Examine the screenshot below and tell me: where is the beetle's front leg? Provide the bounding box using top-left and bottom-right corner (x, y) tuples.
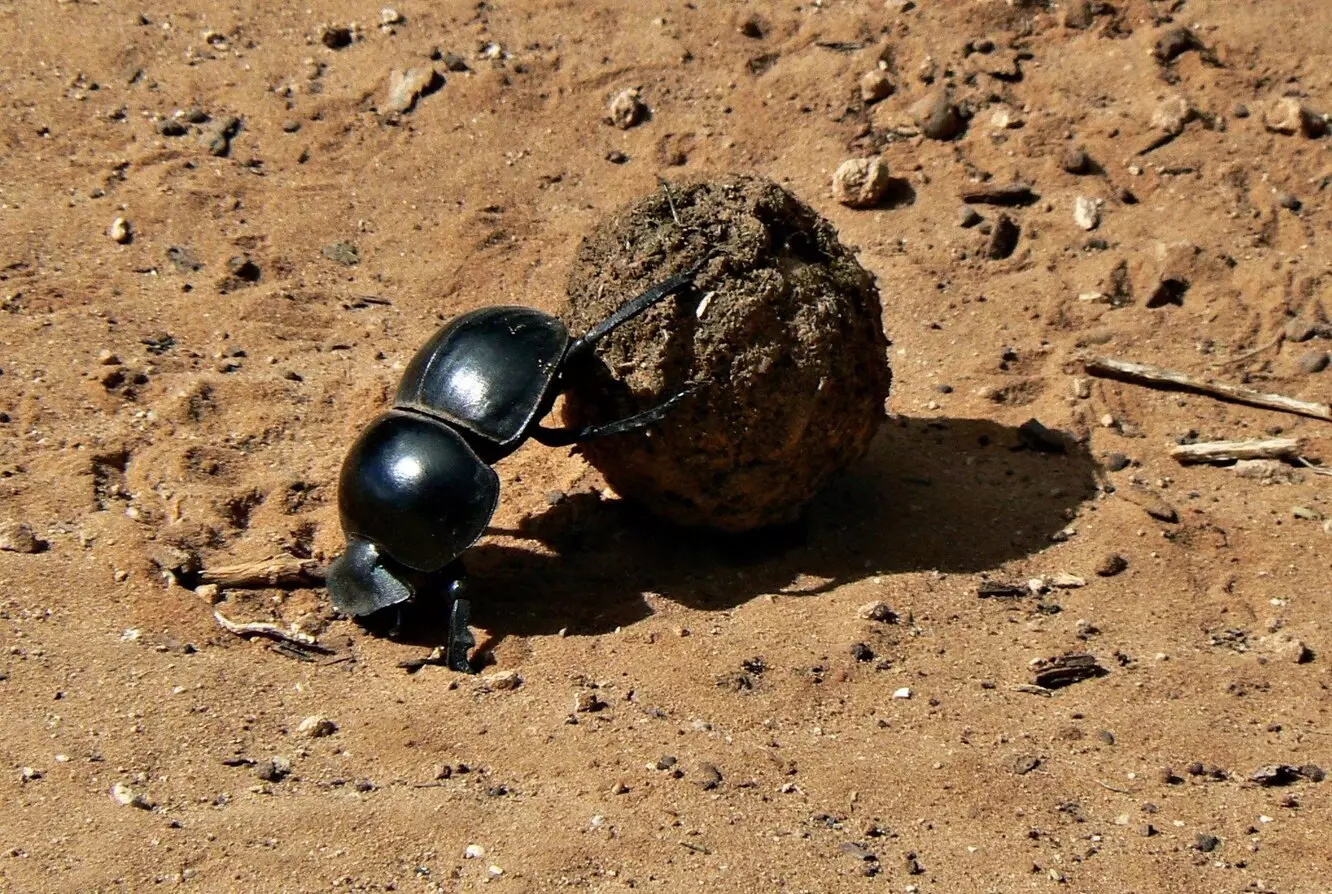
(444, 570), (477, 673)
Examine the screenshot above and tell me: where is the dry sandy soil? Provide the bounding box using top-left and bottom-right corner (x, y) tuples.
(2, 0), (1332, 891)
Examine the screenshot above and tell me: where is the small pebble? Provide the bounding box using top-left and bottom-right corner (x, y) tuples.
(608, 87), (646, 129)
(696, 763), (723, 790)
(194, 583), (222, 604)
(108, 217), (132, 244)
(892, 687), (912, 699)
(1277, 193), (1302, 212)
(296, 715), (337, 738)
(385, 67), (442, 115)
(1103, 453), (1131, 472)
(850, 642), (875, 662)
(858, 601), (897, 622)
(380, 7), (403, 26)
(959, 206), (982, 228)
(860, 70), (894, 104)
(832, 157), (891, 209)
(909, 89), (964, 140)
(199, 115), (240, 157)
(0, 521), (41, 554)
(464, 844), (485, 859)
(1151, 95), (1194, 136)
(480, 670), (523, 691)
(1095, 553), (1128, 577)
(1296, 350), (1328, 375)
(1073, 196), (1101, 231)
(986, 214), (1020, 260)
(1283, 318), (1318, 342)
(573, 690), (605, 712)
(1059, 146), (1094, 175)
(1264, 96), (1322, 136)
(110, 782), (152, 809)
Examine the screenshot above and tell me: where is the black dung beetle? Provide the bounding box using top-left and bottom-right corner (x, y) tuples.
(326, 258), (709, 670)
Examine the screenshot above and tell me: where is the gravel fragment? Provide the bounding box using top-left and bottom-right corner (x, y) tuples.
(860, 70), (894, 103)
(1193, 833), (1221, 853)
(254, 757), (291, 782)
(858, 601), (897, 622)
(1059, 146), (1094, 175)
(607, 87), (647, 129)
(480, 670), (523, 691)
(1151, 95), (1194, 136)
(832, 157), (891, 208)
(1296, 350), (1329, 374)
(849, 642), (875, 662)
(1153, 26), (1202, 64)
(1250, 765), (1302, 786)
(322, 242), (360, 265)
(464, 844), (485, 859)
(909, 89), (964, 140)
(296, 715), (337, 738)
(1095, 553), (1128, 576)
(1103, 453), (1131, 472)
(1283, 318), (1319, 342)
(1073, 196), (1101, 231)
(385, 67), (443, 114)
(573, 690), (605, 712)
(986, 214), (1020, 260)
(110, 782), (152, 809)
(959, 206), (982, 228)
(697, 763), (723, 790)
(199, 115), (240, 157)
(1264, 97), (1324, 136)
(0, 521), (41, 554)
(108, 217), (132, 244)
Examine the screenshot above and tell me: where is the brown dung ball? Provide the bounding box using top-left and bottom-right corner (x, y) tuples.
(561, 174), (893, 532)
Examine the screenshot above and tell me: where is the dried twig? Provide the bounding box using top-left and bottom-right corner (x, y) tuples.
(1171, 438), (1303, 465)
(1085, 356), (1332, 422)
(1294, 457), (1332, 478)
(198, 556), (326, 589)
(213, 610), (323, 649)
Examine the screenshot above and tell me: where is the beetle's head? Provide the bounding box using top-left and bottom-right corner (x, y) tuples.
(326, 536), (416, 617)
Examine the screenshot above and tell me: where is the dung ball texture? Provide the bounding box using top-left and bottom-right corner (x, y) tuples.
(561, 174), (893, 532)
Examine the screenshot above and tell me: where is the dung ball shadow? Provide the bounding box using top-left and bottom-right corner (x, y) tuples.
(460, 414), (1100, 641)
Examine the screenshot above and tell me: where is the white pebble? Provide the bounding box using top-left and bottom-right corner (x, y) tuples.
(893, 687), (912, 699)
(108, 217), (132, 244)
(295, 715), (338, 738)
(464, 844), (486, 859)
(1073, 196), (1101, 230)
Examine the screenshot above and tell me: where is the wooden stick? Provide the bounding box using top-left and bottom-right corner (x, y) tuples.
(1171, 438), (1303, 465)
(1084, 357), (1332, 422)
(197, 556), (326, 588)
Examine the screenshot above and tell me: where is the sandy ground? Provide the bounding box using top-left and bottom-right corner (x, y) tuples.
(2, 1), (1332, 891)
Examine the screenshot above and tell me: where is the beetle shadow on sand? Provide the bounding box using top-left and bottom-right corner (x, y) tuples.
(451, 415), (1102, 643)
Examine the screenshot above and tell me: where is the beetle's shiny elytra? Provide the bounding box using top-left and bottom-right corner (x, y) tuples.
(326, 258), (711, 669)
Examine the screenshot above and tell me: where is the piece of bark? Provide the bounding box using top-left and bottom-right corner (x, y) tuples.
(197, 556), (326, 588)
(1171, 438), (1302, 465)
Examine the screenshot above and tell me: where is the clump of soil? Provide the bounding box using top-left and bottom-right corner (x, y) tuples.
(561, 174), (893, 531)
